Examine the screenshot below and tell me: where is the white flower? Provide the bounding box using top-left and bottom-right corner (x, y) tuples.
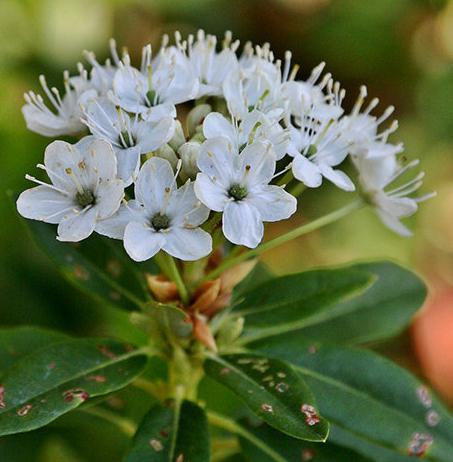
(17, 138), (124, 242)
(120, 157), (212, 261)
(340, 86), (404, 159)
(187, 30), (239, 97)
(194, 137), (297, 248)
(203, 110), (289, 160)
(81, 97), (175, 185)
(223, 43), (283, 119)
(282, 63), (344, 122)
(354, 155), (434, 236)
(22, 72), (96, 137)
(80, 38), (122, 95)
(287, 113), (355, 191)
(112, 42), (198, 116)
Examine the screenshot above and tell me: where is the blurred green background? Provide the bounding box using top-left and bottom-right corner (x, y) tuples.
(1, 0), (453, 460)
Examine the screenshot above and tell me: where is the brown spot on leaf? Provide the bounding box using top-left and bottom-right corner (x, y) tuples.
(17, 404), (32, 416)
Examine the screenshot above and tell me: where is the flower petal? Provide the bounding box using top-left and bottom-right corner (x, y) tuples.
(223, 201), (263, 248)
(135, 157), (175, 212)
(94, 179), (124, 219)
(292, 155), (322, 188)
(240, 141), (276, 186)
(197, 137), (236, 188)
(124, 221), (165, 261)
(57, 207), (97, 242)
(203, 113), (236, 145)
(376, 210), (413, 237)
(319, 164), (356, 192)
(76, 137), (118, 181)
(162, 228), (212, 260)
(113, 66), (148, 113)
(136, 117), (175, 153)
(194, 173), (228, 212)
(114, 146), (141, 187)
(167, 182), (210, 227)
(96, 200), (144, 239)
(17, 185), (74, 224)
(248, 185), (297, 222)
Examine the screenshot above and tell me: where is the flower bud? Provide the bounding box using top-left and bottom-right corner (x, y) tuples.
(217, 316), (245, 346)
(146, 274), (179, 302)
(187, 103), (212, 138)
(178, 141), (202, 180)
(168, 120), (186, 151)
(155, 144), (179, 169)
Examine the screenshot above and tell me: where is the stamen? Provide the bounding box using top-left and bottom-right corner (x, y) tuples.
(272, 163), (293, 180)
(352, 85), (368, 116)
(414, 191), (437, 203)
(25, 174), (68, 195)
(65, 168), (85, 195)
(283, 51), (292, 82)
(109, 38), (121, 66)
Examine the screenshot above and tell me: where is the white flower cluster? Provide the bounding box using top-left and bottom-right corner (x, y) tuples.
(17, 31), (432, 261)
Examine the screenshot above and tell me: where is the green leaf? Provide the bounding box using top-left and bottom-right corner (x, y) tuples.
(265, 346), (453, 462)
(125, 400), (210, 462)
(239, 421), (372, 462)
(204, 353), (329, 442)
(24, 220), (154, 311)
(0, 338), (148, 436)
(248, 261), (426, 351)
(0, 327), (68, 376)
(231, 266), (374, 344)
(329, 424), (417, 462)
(221, 456), (248, 462)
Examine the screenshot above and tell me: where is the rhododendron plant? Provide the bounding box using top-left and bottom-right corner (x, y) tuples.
(2, 31), (450, 462)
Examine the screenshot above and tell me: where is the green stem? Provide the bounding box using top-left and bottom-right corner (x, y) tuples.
(289, 182), (306, 197)
(78, 406), (136, 437)
(207, 411), (286, 462)
(204, 212), (222, 233)
(276, 168), (293, 187)
(166, 255), (190, 305)
(211, 437), (240, 462)
(201, 198), (364, 282)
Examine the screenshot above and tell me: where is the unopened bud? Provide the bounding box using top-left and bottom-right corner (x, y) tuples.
(155, 144), (179, 169)
(146, 274), (179, 302)
(178, 141), (202, 180)
(187, 103), (212, 137)
(168, 120), (186, 151)
(217, 316), (245, 346)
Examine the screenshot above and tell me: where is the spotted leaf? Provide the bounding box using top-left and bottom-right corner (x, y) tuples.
(125, 400), (210, 462)
(0, 338), (148, 436)
(265, 346), (453, 462)
(238, 421), (371, 462)
(204, 353), (329, 442)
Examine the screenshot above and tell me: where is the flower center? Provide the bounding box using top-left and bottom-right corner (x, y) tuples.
(76, 190), (95, 207)
(146, 89), (159, 107)
(228, 184), (248, 201)
(151, 213), (170, 231)
(119, 130), (135, 149)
